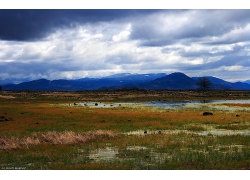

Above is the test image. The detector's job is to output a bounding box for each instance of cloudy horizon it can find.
[0,9,250,83]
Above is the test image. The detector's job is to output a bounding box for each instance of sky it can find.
[0,3,250,83]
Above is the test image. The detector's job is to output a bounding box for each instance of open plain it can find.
[1,90,250,170]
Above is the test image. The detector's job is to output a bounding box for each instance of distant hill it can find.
[2,72,250,91]
[191,76,231,89]
[231,82,250,90]
[104,73,166,82]
[2,73,166,91]
[243,80,250,84]
[104,73,250,90]
[138,72,197,90]
[192,76,250,90]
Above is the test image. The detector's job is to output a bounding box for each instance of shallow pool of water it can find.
[126,130,191,136]
[125,129,250,137]
[71,102,139,108]
[143,99,250,110]
[199,129,250,136]
[88,146,119,161]
[68,99,250,111]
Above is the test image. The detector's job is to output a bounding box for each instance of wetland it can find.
[0,90,250,170]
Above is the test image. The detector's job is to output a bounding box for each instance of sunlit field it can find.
[1,90,250,170]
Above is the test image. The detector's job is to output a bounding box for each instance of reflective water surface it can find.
[125,129,250,136]
[69,99,250,111]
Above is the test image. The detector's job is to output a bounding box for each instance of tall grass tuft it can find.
[41,131,87,144]
[0,130,117,150]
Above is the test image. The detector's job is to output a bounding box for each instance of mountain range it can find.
[1,72,250,91]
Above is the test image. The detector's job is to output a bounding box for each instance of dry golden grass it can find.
[42,130,117,145]
[0,130,117,150]
[0,94,16,99]
[223,103,250,107]
[41,131,87,144]
[0,136,40,150]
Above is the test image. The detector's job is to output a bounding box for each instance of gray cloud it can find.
[130,10,250,46]
[0,9,250,82]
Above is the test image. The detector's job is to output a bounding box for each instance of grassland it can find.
[0,90,250,170]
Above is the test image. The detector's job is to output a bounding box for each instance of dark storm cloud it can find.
[0,9,161,41]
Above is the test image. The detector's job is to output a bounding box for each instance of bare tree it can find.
[196,77,212,90]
